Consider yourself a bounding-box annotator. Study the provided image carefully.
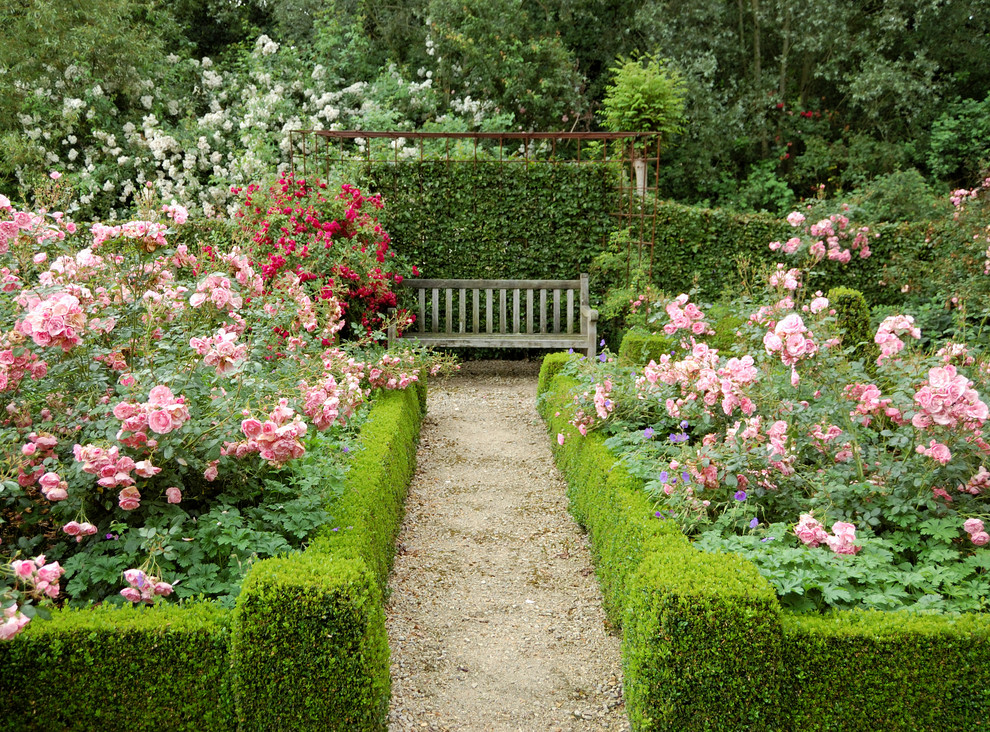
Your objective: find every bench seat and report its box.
[387,275,598,357]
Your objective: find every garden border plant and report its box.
[0,381,425,731]
[538,353,990,732]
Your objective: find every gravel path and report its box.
[386,362,629,732]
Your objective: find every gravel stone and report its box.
[386,362,629,731]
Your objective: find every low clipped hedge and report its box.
[1,381,426,732]
[538,354,990,731]
[233,381,425,730]
[0,602,234,732]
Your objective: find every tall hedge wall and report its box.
[358,160,620,279]
[537,354,990,731]
[646,201,933,307]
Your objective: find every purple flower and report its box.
[749,517,759,529]
[658,470,669,483]
[643,427,655,439]
[761,536,776,543]
[680,420,689,429]
[681,472,690,484]
[568,348,574,354]
[599,352,607,363]
[734,490,747,501]
[600,338,606,347]
[342,446,349,453]
[654,511,664,519]
[669,432,689,443]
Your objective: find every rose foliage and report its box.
[0,176,444,640]
[560,205,990,614]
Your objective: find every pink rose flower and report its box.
[120,587,142,603]
[118,487,141,511]
[971,531,989,546]
[134,460,160,478]
[165,486,182,504]
[241,418,263,439]
[147,409,175,434]
[963,518,985,535]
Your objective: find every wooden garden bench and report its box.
[387,274,598,357]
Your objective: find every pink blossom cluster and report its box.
[802,292,830,315]
[17,292,87,352]
[0,206,77,254]
[958,466,989,496]
[794,515,860,554]
[161,202,188,225]
[10,554,64,600]
[640,341,757,419]
[763,313,817,382]
[367,353,419,390]
[73,443,161,510]
[916,439,952,465]
[190,328,248,375]
[225,400,308,465]
[768,264,801,291]
[113,385,192,450]
[1,603,31,641]
[62,520,98,542]
[936,341,975,367]
[842,383,903,426]
[912,365,989,431]
[777,211,873,262]
[189,273,243,311]
[220,249,264,297]
[91,220,168,251]
[119,568,173,604]
[963,518,989,547]
[18,432,62,497]
[300,373,361,431]
[0,346,47,393]
[874,315,921,365]
[663,294,711,336]
[716,356,758,416]
[768,236,803,254]
[593,379,614,420]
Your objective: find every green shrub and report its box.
[623,551,783,731]
[0,603,234,732]
[618,328,676,366]
[827,286,877,365]
[782,611,990,731]
[362,161,620,281]
[538,366,783,729]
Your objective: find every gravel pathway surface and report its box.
[386,362,629,732]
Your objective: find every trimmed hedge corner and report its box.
[233,384,423,731]
[537,357,990,731]
[537,362,782,728]
[0,602,234,732]
[1,383,425,732]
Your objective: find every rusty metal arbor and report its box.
[287,130,664,282]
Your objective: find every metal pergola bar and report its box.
[287,130,663,284]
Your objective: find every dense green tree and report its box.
[425,0,587,130]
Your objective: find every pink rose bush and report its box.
[1,178,452,627]
[559,203,990,614]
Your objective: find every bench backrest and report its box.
[400,275,590,337]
